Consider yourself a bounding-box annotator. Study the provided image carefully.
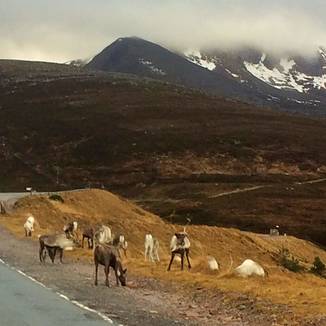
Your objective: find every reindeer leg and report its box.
[149,248,153,262]
[82,235,84,248]
[105,265,110,287]
[42,249,47,262]
[47,247,54,263]
[94,262,98,286]
[186,249,191,269]
[59,248,63,264]
[51,248,57,263]
[114,264,120,286]
[39,243,44,263]
[167,253,175,271]
[43,248,47,261]
[181,252,184,270]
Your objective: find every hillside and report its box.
[1,189,326,324]
[1,59,326,246]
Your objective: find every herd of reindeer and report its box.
[23,214,193,287]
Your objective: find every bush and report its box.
[49,194,64,203]
[310,256,325,276]
[278,247,302,272]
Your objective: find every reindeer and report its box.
[39,233,75,264]
[24,214,36,237]
[63,221,78,239]
[112,234,128,258]
[94,225,112,246]
[82,226,95,249]
[167,231,191,271]
[144,234,160,262]
[94,245,127,287]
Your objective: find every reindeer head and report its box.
[117,268,127,286]
[175,232,187,246]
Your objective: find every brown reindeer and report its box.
[94,245,127,287]
[167,232,191,271]
[82,226,95,249]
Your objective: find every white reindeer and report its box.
[24,214,35,237]
[207,256,219,271]
[167,231,191,271]
[94,225,112,245]
[112,234,128,258]
[144,234,160,262]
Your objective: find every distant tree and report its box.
[278,247,302,272]
[310,256,325,276]
[49,194,64,203]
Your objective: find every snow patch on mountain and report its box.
[65,57,93,67]
[244,55,305,93]
[280,58,295,73]
[184,50,216,71]
[313,75,326,90]
[225,68,239,78]
[319,47,326,61]
[139,58,166,75]
[244,55,326,93]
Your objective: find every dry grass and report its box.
[1,189,326,318]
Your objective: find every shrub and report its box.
[278,247,302,272]
[49,194,64,203]
[310,256,326,276]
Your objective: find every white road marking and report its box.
[0,258,118,325]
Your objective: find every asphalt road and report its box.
[0,192,30,201]
[0,261,115,326]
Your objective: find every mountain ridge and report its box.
[85,37,326,115]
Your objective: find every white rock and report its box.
[207,256,219,271]
[234,259,265,277]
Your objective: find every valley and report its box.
[0,59,326,247]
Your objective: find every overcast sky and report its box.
[1,0,326,62]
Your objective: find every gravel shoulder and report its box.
[0,226,325,326]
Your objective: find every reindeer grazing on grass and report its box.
[144,234,160,262]
[167,231,191,271]
[24,214,35,237]
[39,233,75,264]
[94,245,127,287]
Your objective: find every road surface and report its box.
[0,260,115,326]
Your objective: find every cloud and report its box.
[1,0,326,62]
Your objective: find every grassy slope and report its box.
[0,189,325,320]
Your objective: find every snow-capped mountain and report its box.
[86,37,326,115]
[184,47,326,111]
[65,57,93,67]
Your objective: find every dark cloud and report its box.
[1,0,326,62]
